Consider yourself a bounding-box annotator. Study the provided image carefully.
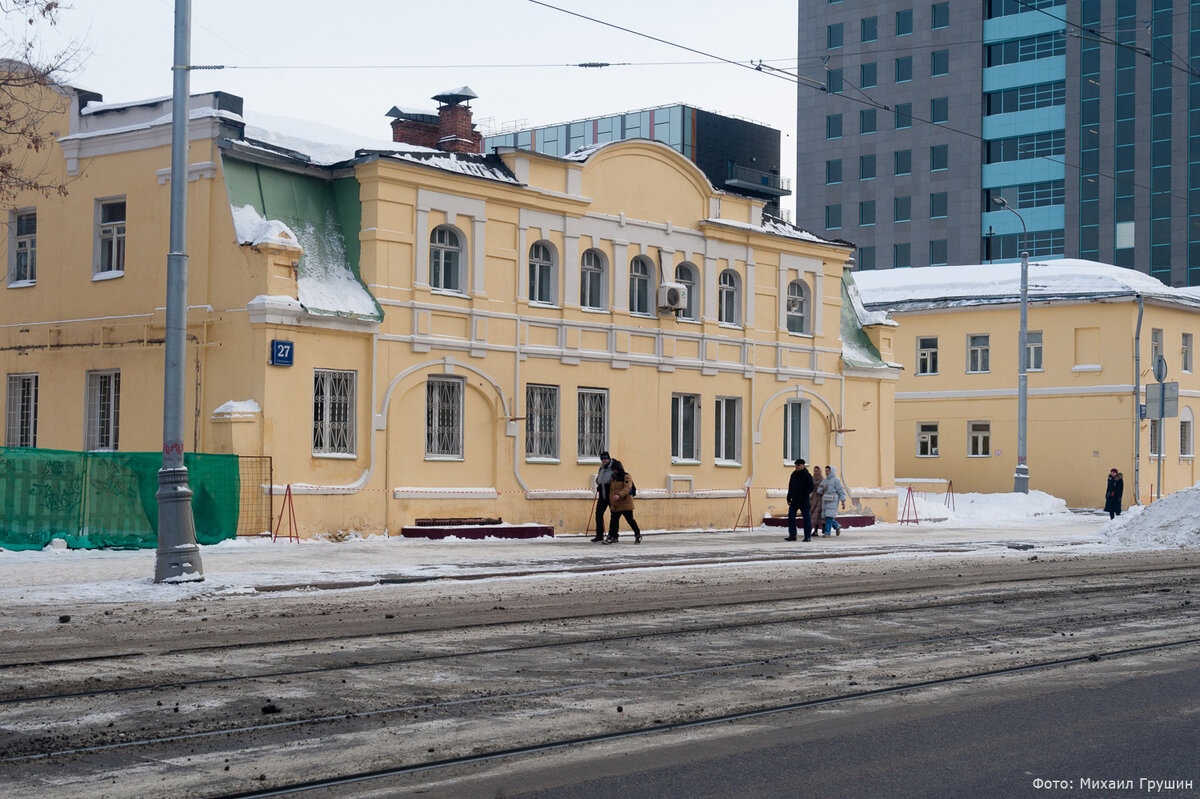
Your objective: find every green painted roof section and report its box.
[840,272,887,369]
[222,157,381,321]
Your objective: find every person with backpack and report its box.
[604,463,641,544]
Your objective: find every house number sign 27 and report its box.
[270,339,294,366]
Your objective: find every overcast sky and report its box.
[17,0,803,215]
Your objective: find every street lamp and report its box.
[992,197,1030,493]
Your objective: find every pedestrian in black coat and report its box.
[1104,468,1124,519]
[786,459,815,541]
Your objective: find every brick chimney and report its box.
[387,86,483,154]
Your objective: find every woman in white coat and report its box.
[818,465,847,536]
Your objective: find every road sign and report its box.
[1153,355,1168,382]
[1144,381,1178,418]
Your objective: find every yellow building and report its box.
[855,260,1200,509]
[1,74,899,537]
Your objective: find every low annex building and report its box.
[0,73,900,537]
[855,260,1200,508]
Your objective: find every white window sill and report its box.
[430,288,468,299]
[715,459,742,468]
[629,311,656,319]
[526,456,561,464]
[718,322,744,331]
[1072,364,1102,373]
[671,458,701,466]
[1180,455,1195,462]
[786,330,813,338]
[528,301,560,310]
[579,306,610,315]
[578,457,602,465]
[313,451,357,460]
[677,316,701,324]
[965,370,990,375]
[7,280,35,289]
[425,454,464,462]
[967,454,991,458]
[1026,367,1045,373]
[916,453,939,458]
[93,270,124,282]
[916,371,939,377]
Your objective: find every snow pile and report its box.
[289,216,380,318]
[231,204,298,247]
[243,111,427,166]
[897,488,1068,523]
[212,399,261,418]
[1100,485,1200,548]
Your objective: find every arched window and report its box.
[580,249,607,309]
[786,279,809,333]
[718,269,741,325]
[528,241,557,305]
[675,262,698,320]
[629,255,654,315]
[430,226,464,292]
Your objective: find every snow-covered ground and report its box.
[2,487,1197,607]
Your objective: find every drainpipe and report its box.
[1133,294,1143,504]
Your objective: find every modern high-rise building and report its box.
[481,104,791,217]
[796,0,1200,287]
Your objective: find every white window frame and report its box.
[525,383,559,461]
[1025,330,1044,371]
[917,336,939,375]
[426,376,464,459]
[577,387,608,461]
[629,255,654,315]
[312,368,357,457]
[784,399,809,463]
[671,393,700,462]
[917,422,939,457]
[718,269,741,326]
[94,198,126,279]
[1182,333,1193,374]
[714,396,741,465]
[85,369,120,451]
[967,334,990,373]
[1151,328,1163,364]
[1149,418,1161,457]
[1180,407,1194,458]
[9,208,36,285]
[430,225,465,294]
[786,279,809,334]
[675,262,699,320]
[528,241,557,305]
[6,373,38,447]
[580,248,607,310]
[968,420,990,457]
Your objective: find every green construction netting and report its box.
[0,448,239,551]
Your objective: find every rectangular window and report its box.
[858,246,876,269]
[827,68,844,94]
[1026,331,1044,370]
[85,369,120,451]
[312,369,356,455]
[917,336,939,374]
[968,334,990,373]
[895,149,912,175]
[860,200,876,226]
[828,23,844,49]
[930,192,948,218]
[860,108,877,135]
[578,388,608,459]
[5,373,37,447]
[826,159,842,184]
[860,154,877,179]
[10,210,36,284]
[931,97,949,124]
[1149,419,1160,456]
[1151,328,1163,364]
[918,422,939,457]
[671,393,700,461]
[95,199,126,277]
[1181,418,1194,457]
[827,114,843,139]
[894,242,912,268]
[861,61,878,88]
[931,49,949,76]
[714,396,741,464]
[895,56,913,82]
[968,421,991,457]
[861,16,878,42]
[895,103,912,128]
[896,8,913,35]
[894,196,911,222]
[930,239,948,265]
[525,384,559,460]
[1183,333,1193,373]
[426,376,463,458]
[930,144,948,170]
[784,400,807,462]
[826,204,842,230]
[932,1,949,28]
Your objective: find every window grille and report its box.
[426,377,463,457]
[86,370,120,451]
[312,369,356,455]
[5,373,37,447]
[577,388,608,458]
[525,384,559,459]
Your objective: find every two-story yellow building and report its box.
[1,72,900,537]
[855,260,1200,509]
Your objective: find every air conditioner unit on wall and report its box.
[657,282,687,312]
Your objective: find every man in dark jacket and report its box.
[592,451,623,542]
[786,459,815,541]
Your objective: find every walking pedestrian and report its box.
[809,465,825,534]
[818,465,847,536]
[591,451,623,542]
[785,459,814,541]
[1104,468,1124,519]
[605,464,641,544]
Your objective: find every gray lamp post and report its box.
[992,197,1030,493]
[155,0,204,582]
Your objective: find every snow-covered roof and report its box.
[699,216,837,246]
[854,259,1200,312]
[242,111,431,166]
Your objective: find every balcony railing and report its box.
[725,164,791,196]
